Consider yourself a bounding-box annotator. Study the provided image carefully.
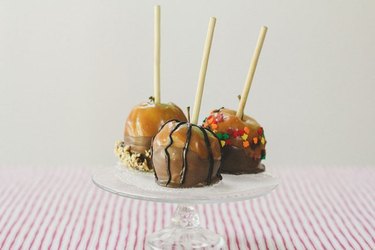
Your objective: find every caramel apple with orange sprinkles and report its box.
[205,26,268,174]
[203,108,266,174]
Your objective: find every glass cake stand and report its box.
[92,165,279,249]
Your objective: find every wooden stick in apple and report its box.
[236,26,268,118]
[154,5,161,104]
[191,17,217,124]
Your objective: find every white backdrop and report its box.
[1,0,374,166]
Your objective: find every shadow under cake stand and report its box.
[92,165,279,249]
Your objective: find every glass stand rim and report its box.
[92,165,279,204]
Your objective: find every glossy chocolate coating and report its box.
[221,145,265,174]
[153,146,221,187]
[152,120,222,188]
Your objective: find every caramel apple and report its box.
[115,7,188,171]
[115,98,187,172]
[203,108,266,174]
[152,120,221,187]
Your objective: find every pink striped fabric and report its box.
[0,166,374,250]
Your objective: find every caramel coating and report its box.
[124,102,187,138]
[117,101,187,172]
[206,108,266,160]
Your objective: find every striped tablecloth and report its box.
[0,166,374,250]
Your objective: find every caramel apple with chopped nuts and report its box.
[115,6,187,171]
[115,98,187,172]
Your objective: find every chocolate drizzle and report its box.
[164,121,184,186]
[151,119,179,181]
[197,126,214,184]
[151,120,221,187]
[180,124,192,184]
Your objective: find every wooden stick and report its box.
[236,26,268,118]
[154,5,161,104]
[191,17,216,124]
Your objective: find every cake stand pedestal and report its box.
[147,204,225,249]
[92,165,279,249]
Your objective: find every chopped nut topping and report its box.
[114,141,153,172]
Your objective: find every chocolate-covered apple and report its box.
[152,120,221,187]
[203,108,266,174]
[115,98,187,171]
[151,17,219,188]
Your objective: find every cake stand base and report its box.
[146,205,226,250]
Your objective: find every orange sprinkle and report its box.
[207,116,214,124]
[244,127,250,134]
[253,137,259,144]
[211,123,218,129]
[243,141,250,148]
